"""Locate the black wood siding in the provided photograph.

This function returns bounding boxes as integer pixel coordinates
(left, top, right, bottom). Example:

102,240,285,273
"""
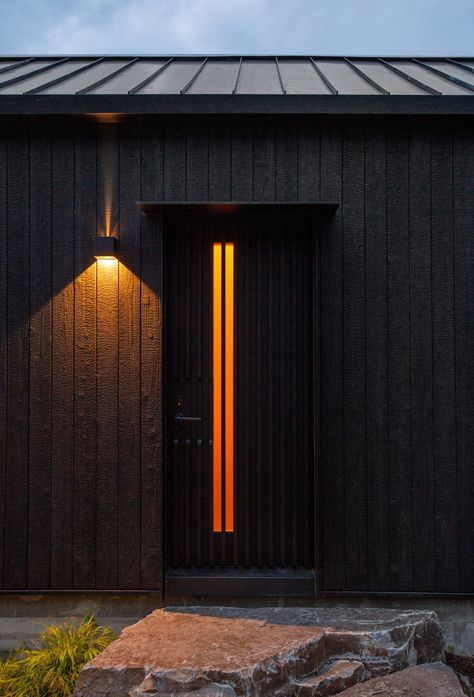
0,116,472,593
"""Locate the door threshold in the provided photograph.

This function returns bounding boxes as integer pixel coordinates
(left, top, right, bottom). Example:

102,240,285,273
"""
166,566,316,597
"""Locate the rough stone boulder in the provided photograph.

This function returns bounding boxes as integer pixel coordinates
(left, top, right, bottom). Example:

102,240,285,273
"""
294,659,366,696
337,661,464,696
73,606,445,697
447,651,474,696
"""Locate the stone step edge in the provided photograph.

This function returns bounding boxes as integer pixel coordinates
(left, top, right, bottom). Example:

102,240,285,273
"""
293,659,366,697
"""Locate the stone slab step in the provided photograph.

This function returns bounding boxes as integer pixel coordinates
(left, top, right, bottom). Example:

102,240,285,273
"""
295,660,366,697
73,606,445,697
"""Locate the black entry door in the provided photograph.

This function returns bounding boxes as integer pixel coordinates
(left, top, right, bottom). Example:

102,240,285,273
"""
165,216,315,573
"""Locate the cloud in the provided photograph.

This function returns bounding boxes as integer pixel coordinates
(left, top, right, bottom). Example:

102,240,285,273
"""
1,0,473,54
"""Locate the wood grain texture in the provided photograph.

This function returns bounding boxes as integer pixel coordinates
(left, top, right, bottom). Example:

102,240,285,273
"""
73,122,97,589
342,124,367,590
209,122,231,201
365,124,390,591
253,122,275,201
454,124,474,593
0,128,6,587
51,125,75,588
140,122,164,589
409,125,435,592
387,126,413,592
4,121,30,589
95,123,119,590
186,123,209,201
0,116,471,595
319,124,345,590
431,126,459,593
28,122,52,588
118,121,142,589
231,121,253,200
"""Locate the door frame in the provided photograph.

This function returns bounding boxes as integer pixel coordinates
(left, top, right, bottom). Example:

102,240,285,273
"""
139,200,339,597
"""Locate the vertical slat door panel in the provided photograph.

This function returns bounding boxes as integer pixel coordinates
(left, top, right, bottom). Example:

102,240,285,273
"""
166,217,315,570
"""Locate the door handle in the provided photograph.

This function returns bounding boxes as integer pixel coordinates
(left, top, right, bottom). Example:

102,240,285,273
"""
175,414,202,422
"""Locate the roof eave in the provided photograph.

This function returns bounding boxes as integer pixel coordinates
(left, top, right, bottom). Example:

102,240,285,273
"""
0,94,473,116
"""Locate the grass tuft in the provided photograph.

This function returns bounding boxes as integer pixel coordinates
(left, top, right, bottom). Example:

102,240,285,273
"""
0,614,116,697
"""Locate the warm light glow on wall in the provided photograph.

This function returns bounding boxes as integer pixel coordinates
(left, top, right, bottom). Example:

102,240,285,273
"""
96,258,118,268
212,242,235,533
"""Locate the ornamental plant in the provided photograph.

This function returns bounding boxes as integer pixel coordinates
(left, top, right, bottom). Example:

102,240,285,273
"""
0,614,115,697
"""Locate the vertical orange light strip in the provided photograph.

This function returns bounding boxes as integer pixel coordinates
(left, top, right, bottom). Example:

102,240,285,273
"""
225,243,234,532
212,243,223,532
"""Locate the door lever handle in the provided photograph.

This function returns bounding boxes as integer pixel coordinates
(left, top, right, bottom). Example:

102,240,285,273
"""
175,414,202,422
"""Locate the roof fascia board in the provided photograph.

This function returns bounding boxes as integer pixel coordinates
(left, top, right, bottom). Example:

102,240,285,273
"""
0,94,473,116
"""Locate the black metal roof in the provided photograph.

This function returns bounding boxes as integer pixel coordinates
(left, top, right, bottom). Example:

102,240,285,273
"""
1,56,473,115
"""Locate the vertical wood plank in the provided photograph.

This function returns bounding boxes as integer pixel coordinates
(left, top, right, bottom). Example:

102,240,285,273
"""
409,125,435,592
253,122,275,201
4,122,29,589
298,122,320,201
141,121,164,589
231,121,253,201
454,124,474,593
431,127,458,592
95,123,119,589
73,121,97,589
51,125,75,588
319,123,345,590
0,129,6,587
342,124,368,590
186,123,209,200
28,122,52,588
387,126,413,591
164,123,186,200
209,123,231,201
118,121,141,588
275,124,298,201
365,124,390,591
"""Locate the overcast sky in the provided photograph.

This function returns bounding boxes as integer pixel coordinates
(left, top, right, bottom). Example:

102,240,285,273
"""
1,0,473,55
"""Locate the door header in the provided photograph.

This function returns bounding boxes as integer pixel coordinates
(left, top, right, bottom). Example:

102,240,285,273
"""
136,201,339,218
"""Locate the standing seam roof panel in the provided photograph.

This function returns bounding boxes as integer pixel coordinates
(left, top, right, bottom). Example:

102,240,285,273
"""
39,60,129,94
277,59,332,94
424,61,474,85
0,60,25,72
0,56,473,97
388,60,473,95
351,60,425,95
0,60,56,88
138,60,203,94
236,59,283,94
0,60,91,94
186,59,241,94
90,60,167,94
314,59,380,94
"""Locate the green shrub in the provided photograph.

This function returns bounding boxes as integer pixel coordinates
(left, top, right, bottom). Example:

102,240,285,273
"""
0,615,116,697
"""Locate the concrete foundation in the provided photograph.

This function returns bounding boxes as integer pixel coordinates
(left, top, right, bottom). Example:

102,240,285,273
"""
0,594,472,657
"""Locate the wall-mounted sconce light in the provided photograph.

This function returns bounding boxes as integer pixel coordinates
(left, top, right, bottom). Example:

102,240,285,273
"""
94,235,117,260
